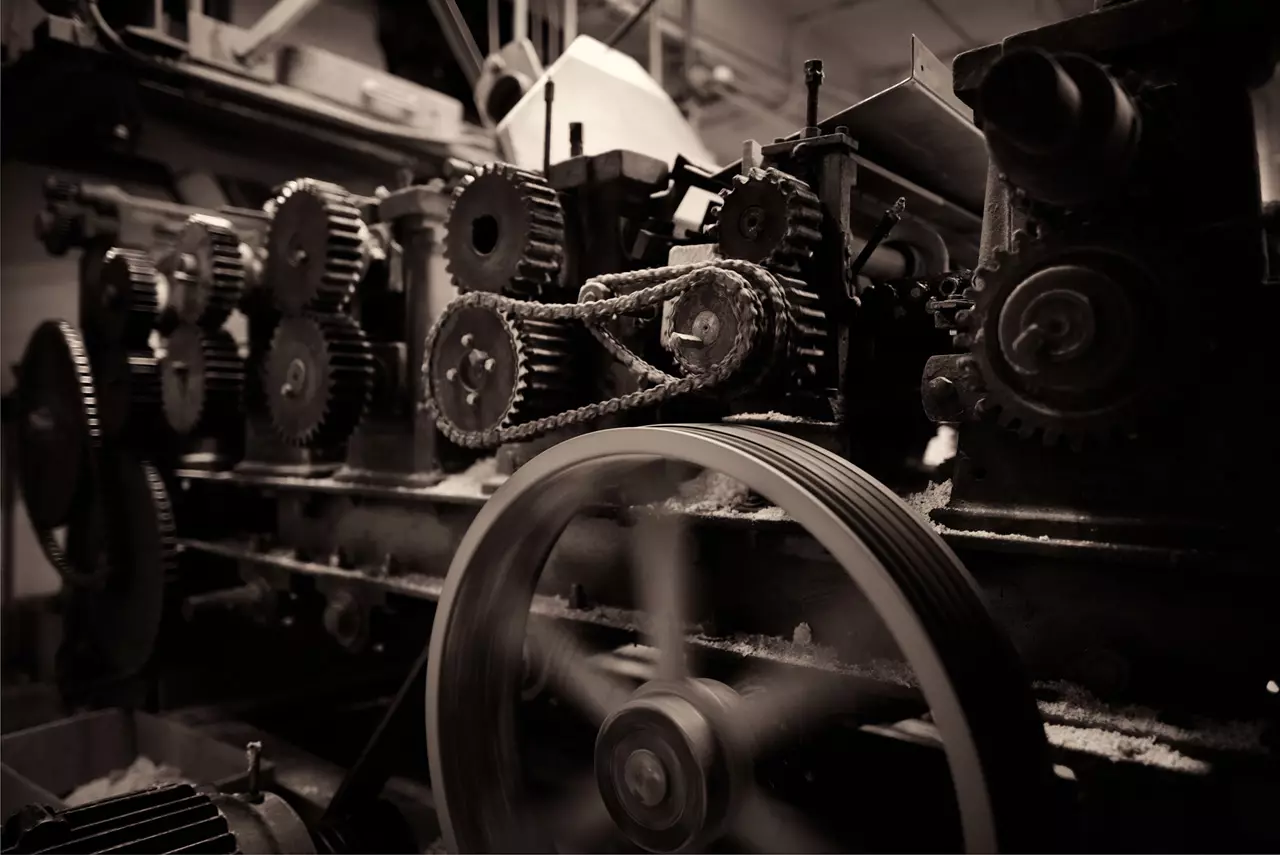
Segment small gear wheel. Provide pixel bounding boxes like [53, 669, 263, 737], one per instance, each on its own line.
[967, 229, 1176, 446]
[161, 324, 245, 435]
[15, 320, 101, 530]
[265, 313, 374, 447]
[96, 347, 164, 439]
[265, 179, 366, 314]
[444, 162, 565, 296]
[84, 248, 161, 348]
[712, 167, 823, 272]
[425, 299, 575, 435]
[164, 214, 247, 329]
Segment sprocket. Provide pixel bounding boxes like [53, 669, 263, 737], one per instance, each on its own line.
[15, 320, 101, 530]
[444, 162, 565, 297]
[967, 228, 1178, 446]
[711, 167, 822, 272]
[161, 325, 245, 436]
[265, 179, 366, 314]
[163, 214, 248, 329]
[425, 299, 575, 436]
[265, 313, 375, 447]
[85, 248, 161, 349]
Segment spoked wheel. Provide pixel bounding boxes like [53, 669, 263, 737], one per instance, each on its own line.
[427, 425, 1057, 853]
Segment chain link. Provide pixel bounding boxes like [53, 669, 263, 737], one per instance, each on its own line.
[421, 260, 791, 449]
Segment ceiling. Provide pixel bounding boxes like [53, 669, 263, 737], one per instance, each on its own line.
[574, 0, 1088, 162]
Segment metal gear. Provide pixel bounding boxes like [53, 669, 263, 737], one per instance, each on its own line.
[265, 313, 375, 447]
[711, 167, 823, 272]
[96, 347, 164, 439]
[15, 320, 100, 531]
[426, 300, 575, 435]
[85, 248, 161, 349]
[967, 229, 1172, 446]
[161, 325, 245, 435]
[163, 214, 248, 329]
[775, 273, 829, 388]
[59, 455, 176, 685]
[265, 178, 366, 314]
[444, 162, 565, 296]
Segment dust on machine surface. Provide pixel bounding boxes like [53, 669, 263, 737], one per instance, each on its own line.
[3, 0, 1280, 852]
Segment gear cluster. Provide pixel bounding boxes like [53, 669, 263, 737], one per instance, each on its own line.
[259, 178, 375, 449]
[444, 162, 566, 297]
[710, 167, 823, 272]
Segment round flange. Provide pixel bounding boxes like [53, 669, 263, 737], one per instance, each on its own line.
[15, 320, 100, 530]
[595, 679, 746, 853]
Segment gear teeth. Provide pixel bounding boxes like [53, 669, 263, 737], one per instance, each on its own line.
[94, 248, 161, 348]
[444, 162, 566, 298]
[161, 324, 245, 435]
[267, 179, 367, 314]
[715, 167, 823, 272]
[266, 313, 374, 448]
[509, 316, 577, 421]
[16, 320, 102, 531]
[425, 299, 577, 438]
[171, 215, 248, 329]
[775, 274, 829, 387]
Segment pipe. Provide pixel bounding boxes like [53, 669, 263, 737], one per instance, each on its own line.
[648, 0, 662, 86]
[514, 0, 528, 43]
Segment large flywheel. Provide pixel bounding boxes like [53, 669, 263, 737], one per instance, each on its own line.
[426, 425, 1057, 853]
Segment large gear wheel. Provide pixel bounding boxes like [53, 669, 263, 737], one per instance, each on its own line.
[712, 167, 823, 272]
[967, 229, 1175, 446]
[425, 300, 575, 435]
[161, 325, 245, 436]
[444, 162, 565, 297]
[15, 320, 100, 530]
[265, 179, 366, 314]
[85, 248, 161, 348]
[265, 313, 374, 447]
[163, 214, 248, 329]
[59, 455, 177, 690]
[97, 347, 164, 439]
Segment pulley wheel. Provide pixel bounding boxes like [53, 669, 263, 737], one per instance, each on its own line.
[427, 425, 1056, 853]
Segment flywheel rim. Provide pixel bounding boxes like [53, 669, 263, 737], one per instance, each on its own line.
[427, 425, 1055, 853]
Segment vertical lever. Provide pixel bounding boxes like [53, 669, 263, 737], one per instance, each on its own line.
[804, 59, 824, 139]
[543, 80, 556, 176]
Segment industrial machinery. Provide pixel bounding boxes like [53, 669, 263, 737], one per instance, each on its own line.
[7, 0, 1280, 852]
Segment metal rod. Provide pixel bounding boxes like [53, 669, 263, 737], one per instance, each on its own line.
[426, 0, 485, 88]
[546, 0, 561, 62]
[563, 0, 578, 45]
[647, 0, 663, 86]
[543, 80, 555, 175]
[514, 0, 528, 43]
[569, 121, 583, 157]
[488, 0, 499, 55]
[804, 58, 823, 136]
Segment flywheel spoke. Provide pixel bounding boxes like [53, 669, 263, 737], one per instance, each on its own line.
[526, 618, 634, 727]
[730, 786, 844, 854]
[731, 664, 926, 757]
[546, 773, 618, 854]
[629, 512, 693, 682]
